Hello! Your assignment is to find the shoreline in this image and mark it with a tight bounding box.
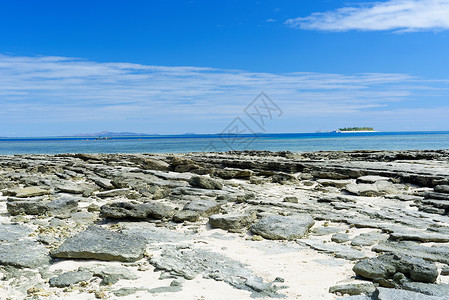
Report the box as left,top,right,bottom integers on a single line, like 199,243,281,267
1,150,449,299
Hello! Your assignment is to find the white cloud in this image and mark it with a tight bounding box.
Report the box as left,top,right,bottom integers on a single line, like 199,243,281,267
286,0,449,32
0,54,447,135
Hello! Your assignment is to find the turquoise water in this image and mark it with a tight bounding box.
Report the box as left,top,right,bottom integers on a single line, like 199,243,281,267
1,131,449,154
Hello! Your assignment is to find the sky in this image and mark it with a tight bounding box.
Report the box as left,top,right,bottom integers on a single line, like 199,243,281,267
1,0,449,136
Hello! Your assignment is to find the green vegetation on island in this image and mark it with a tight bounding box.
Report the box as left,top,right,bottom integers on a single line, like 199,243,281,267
338,127,374,132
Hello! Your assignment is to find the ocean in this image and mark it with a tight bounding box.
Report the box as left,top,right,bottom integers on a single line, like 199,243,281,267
1,131,449,155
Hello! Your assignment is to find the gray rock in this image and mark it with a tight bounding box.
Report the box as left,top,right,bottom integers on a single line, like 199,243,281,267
441,267,449,276
357,175,391,184
373,241,449,264
250,214,314,240
46,197,78,218
93,177,115,190
351,233,387,247
149,245,285,297
182,200,222,216
7,200,48,215
0,240,51,268
345,181,400,197
0,224,33,242
173,210,202,222
312,226,343,236
332,233,351,243
96,188,131,198
209,213,255,232
317,179,352,188
377,287,445,300
283,196,299,203
55,184,84,194
6,186,50,198
401,282,449,297
112,287,149,297
329,282,376,296
300,239,367,261
353,253,438,283
434,185,449,194
390,230,449,243
49,270,93,287
52,226,147,262
100,201,174,220
188,176,222,190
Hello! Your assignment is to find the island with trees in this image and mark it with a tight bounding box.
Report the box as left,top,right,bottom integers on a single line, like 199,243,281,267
338,127,375,132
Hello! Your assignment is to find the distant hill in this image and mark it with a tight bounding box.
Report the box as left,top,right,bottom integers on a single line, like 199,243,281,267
70,131,158,137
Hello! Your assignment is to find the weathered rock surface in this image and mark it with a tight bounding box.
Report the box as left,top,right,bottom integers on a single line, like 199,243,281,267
149,245,286,297
209,213,255,232
188,175,223,190
353,253,438,284
49,270,93,287
100,201,174,220
329,282,376,296
250,214,314,240
51,226,147,262
1,150,449,299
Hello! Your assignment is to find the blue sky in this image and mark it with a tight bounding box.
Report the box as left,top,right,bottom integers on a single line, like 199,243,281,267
1,0,449,136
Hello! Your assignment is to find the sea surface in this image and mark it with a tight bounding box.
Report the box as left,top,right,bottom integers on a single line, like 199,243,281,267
1,131,449,155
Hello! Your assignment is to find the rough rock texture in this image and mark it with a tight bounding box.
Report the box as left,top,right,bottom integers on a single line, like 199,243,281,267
49,271,93,287
250,214,315,240
100,201,174,220
209,213,256,232
353,253,438,284
149,245,286,297
188,175,223,190
2,150,449,299
51,226,147,262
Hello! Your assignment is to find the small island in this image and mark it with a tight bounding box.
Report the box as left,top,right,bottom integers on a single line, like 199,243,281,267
338,127,374,132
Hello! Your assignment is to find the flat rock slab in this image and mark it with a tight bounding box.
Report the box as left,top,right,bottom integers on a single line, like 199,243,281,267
401,282,449,298
0,224,33,242
100,201,174,220
149,245,285,298
209,213,255,232
300,239,367,261
390,230,449,243
373,241,449,264
329,282,376,296
353,253,438,283
52,226,147,262
377,287,443,300
188,176,223,190
250,214,314,240
49,270,93,287
346,181,402,197
356,176,391,184
183,200,222,216
6,186,50,198
0,240,51,268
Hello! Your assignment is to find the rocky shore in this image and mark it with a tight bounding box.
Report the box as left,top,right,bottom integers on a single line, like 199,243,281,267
1,150,449,299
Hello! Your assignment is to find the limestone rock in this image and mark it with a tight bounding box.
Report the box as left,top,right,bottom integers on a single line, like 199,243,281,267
250,214,314,240
51,226,147,262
